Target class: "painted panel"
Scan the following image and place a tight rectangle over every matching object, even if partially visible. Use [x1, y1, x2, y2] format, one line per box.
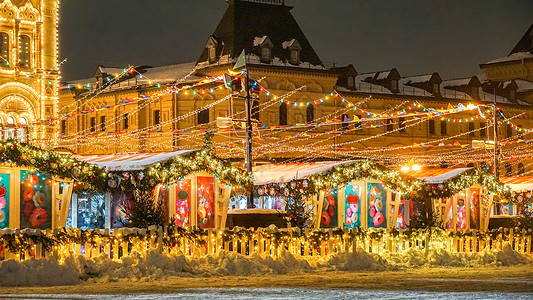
[175, 179, 191, 227]
[20, 171, 52, 229]
[344, 185, 361, 228]
[367, 183, 386, 228]
[320, 189, 338, 228]
[76, 192, 105, 229]
[111, 191, 134, 229]
[0, 173, 10, 229]
[469, 188, 481, 229]
[197, 176, 214, 228]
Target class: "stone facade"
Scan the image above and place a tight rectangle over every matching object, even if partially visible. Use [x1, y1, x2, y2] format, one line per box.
[57, 1, 533, 176]
[0, 0, 59, 145]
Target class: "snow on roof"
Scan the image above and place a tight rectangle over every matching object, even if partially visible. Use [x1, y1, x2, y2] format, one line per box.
[399, 85, 433, 97]
[97, 66, 124, 76]
[483, 51, 533, 65]
[136, 62, 197, 85]
[442, 78, 472, 88]
[440, 86, 474, 101]
[354, 82, 393, 94]
[501, 176, 533, 191]
[75, 150, 196, 171]
[282, 39, 296, 49]
[376, 71, 391, 80]
[253, 161, 356, 185]
[354, 73, 375, 83]
[400, 74, 433, 85]
[404, 168, 471, 184]
[253, 36, 268, 47]
[515, 79, 533, 93]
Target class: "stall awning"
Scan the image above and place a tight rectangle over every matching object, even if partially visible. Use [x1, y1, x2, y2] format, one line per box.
[74, 150, 196, 171]
[501, 176, 533, 191]
[403, 168, 471, 184]
[253, 161, 356, 185]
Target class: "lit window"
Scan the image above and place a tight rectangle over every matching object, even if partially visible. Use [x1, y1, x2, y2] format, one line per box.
[6, 116, 14, 125]
[433, 83, 439, 94]
[19, 35, 31, 69]
[0, 32, 9, 68]
[61, 120, 67, 135]
[19, 117, 27, 125]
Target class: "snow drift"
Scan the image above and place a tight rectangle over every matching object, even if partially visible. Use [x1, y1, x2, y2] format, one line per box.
[0, 245, 530, 287]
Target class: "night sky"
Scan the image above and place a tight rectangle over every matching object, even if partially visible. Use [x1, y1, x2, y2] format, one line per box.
[59, 0, 533, 81]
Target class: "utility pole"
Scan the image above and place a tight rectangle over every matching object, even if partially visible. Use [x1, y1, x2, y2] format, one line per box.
[493, 88, 500, 179]
[244, 67, 254, 208]
[493, 88, 501, 214]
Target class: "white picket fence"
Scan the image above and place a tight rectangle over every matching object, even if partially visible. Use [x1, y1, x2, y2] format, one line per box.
[0, 227, 532, 261]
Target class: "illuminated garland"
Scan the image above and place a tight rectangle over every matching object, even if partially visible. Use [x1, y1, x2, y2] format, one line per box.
[422, 167, 511, 200]
[254, 160, 424, 199]
[0, 226, 526, 256]
[0, 140, 252, 193]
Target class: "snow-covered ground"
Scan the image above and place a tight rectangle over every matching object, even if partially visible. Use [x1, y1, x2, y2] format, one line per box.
[0, 244, 530, 287]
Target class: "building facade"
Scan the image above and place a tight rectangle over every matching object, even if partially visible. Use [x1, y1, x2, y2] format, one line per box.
[0, 0, 59, 145]
[57, 0, 533, 175]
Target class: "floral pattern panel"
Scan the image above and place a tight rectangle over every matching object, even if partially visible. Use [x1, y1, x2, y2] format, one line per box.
[0, 174, 10, 229]
[197, 176, 214, 228]
[367, 183, 387, 228]
[20, 170, 51, 229]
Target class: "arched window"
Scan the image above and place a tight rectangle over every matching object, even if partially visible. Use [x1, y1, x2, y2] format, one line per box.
[198, 108, 210, 124]
[306, 104, 314, 123]
[19, 35, 31, 69]
[518, 163, 525, 176]
[0, 32, 9, 68]
[505, 163, 512, 177]
[252, 101, 260, 121]
[279, 103, 287, 126]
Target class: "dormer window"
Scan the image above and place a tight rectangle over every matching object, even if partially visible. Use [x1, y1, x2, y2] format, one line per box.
[205, 36, 220, 64]
[283, 39, 302, 65]
[261, 47, 271, 62]
[255, 36, 273, 64]
[433, 83, 440, 94]
[348, 76, 355, 87]
[391, 79, 398, 91]
[290, 49, 299, 64]
[209, 47, 216, 62]
[510, 90, 516, 99]
[472, 86, 479, 98]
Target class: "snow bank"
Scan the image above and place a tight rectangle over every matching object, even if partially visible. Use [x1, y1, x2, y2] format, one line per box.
[382, 244, 531, 267]
[0, 245, 530, 287]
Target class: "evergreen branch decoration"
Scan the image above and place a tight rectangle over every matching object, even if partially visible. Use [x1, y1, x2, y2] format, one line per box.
[0, 140, 253, 193]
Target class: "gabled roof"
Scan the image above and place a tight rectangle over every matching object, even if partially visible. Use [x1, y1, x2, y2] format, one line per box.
[510, 23, 533, 55]
[75, 151, 196, 171]
[515, 79, 533, 93]
[403, 168, 471, 184]
[197, 0, 323, 67]
[253, 161, 355, 185]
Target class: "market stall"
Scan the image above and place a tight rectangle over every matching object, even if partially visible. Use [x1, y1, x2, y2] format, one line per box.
[404, 168, 506, 231]
[72, 150, 246, 230]
[252, 160, 421, 230]
[500, 176, 533, 216]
